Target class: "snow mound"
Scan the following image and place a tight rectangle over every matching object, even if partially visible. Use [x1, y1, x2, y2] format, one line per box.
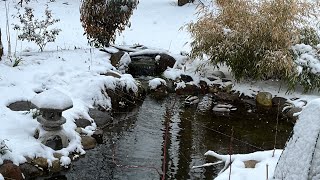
[60, 156, 71, 168]
[118, 52, 131, 73]
[205, 150, 282, 180]
[148, 78, 166, 89]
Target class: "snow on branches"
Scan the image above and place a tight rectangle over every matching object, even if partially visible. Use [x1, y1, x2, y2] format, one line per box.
[13, 6, 61, 52]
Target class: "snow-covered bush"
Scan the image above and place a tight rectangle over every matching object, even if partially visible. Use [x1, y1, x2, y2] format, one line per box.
[288, 44, 320, 92]
[80, 0, 139, 47]
[188, 0, 319, 91]
[13, 6, 61, 52]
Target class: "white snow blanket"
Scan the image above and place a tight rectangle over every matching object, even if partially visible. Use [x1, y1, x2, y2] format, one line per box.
[274, 98, 320, 180]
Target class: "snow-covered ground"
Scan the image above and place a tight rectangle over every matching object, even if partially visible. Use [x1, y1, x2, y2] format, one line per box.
[0, 0, 319, 179]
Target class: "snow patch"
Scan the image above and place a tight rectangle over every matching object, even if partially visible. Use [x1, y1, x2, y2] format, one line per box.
[118, 52, 131, 73]
[205, 150, 282, 180]
[60, 156, 71, 168]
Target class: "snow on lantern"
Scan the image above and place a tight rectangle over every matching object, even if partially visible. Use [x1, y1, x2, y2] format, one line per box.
[31, 89, 73, 150]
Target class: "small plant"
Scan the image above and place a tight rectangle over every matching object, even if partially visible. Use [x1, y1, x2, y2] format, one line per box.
[0, 139, 10, 155]
[23, 108, 40, 119]
[13, 6, 61, 52]
[80, 0, 139, 47]
[12, 56, 22, 67]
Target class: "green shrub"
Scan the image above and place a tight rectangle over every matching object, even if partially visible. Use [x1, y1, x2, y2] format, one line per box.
[80, 0, 139, 47]
[188, 0, 320, 91]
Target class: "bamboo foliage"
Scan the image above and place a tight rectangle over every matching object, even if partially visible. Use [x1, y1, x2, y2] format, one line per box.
[188, 0, 320, 91]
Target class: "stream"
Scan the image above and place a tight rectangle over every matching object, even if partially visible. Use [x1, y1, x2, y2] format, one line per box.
[44, 95, 293, 180]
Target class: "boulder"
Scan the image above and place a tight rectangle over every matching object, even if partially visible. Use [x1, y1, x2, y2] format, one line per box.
[176, 84, 201, 95]
[207, 76, 219, 81]
[242, 98, 256, 107]
[212, 70, 226, 79]
[19, 163, 43, 179]
[51, 160, 63, 173]
[128, 54, 175, 76]
[53, 153, 63, 159]
[272, 97, 288, 110]
[75, 127, 82, 134]
[256, 92, 273, 107]
[81, 136, 97, 150]
[32, 157, 49, 169]
[128, 56, 157, 76]
[0, 161, 23, 180]
[105, 81, 146, 111]
[92, 129, 104, 144]
[166, 80, 176, 93]
[199, 80, 209, 94]
[285, 107, 302, 123]
[44, 135, 63, 151]
[150, 84, 168, 100]
[101, 71, 121, 78]
[7, 101, 33, 111]
[212, 104, 235, 113]
[222, 81, 233, 93]
[221, 78, 231, 82]
[208, 84, 220, 94]
[214, 92, 240, 102]
[75, 118, 92, 128]
[110, 51, 125, 67]
[88, 109, 113, 127]
[155, 53, 176, 74]
[184, 96, 200, 107]
[180, 74, 193, 82]
[244, 160, 259, 168]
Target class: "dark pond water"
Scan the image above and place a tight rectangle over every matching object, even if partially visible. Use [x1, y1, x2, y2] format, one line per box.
[44, 95, 293, 180]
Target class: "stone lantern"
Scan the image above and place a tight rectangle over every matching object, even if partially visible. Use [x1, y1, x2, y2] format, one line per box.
[31, 89, 73, 150]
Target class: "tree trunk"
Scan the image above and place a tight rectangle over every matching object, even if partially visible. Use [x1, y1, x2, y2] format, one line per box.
[0, 28, 3, 60]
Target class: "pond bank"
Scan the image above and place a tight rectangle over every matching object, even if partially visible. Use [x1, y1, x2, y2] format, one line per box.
[40, 93, 293, 179]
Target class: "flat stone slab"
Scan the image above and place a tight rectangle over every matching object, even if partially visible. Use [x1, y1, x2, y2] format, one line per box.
[7, 101, 33, 111]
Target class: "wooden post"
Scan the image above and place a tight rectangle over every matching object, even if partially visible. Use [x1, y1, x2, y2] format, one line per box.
[0, 28, 3, 60]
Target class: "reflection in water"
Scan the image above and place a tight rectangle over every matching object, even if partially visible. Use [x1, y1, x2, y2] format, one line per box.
[46, 95, 292, 180]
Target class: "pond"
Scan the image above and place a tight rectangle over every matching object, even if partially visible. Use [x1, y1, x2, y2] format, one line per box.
[44, 95, 293, 180]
